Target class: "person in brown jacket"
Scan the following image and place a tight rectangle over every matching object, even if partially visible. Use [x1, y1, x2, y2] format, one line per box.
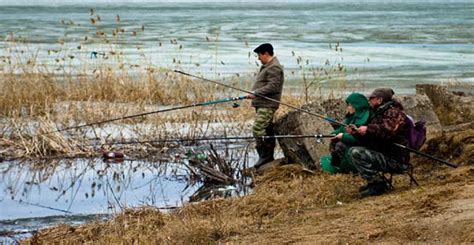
[247, 43, 284, 169]
[347, 88, 410, 197]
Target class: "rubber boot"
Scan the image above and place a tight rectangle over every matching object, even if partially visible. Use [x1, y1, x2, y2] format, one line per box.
[359, 178, 389, 198]
[254, 138, 275, 169]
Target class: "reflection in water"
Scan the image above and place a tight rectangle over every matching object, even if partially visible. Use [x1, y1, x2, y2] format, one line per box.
[0, 142, 254, 241]
[0, 158, 192, 237]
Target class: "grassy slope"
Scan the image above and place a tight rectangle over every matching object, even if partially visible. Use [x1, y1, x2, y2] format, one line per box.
[26, 160, 474, 244]
[24, 124, 474, 244]
[231, 166, 474, 243]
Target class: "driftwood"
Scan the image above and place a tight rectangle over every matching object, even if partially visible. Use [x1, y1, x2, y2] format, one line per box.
[186, 145, 236, 185]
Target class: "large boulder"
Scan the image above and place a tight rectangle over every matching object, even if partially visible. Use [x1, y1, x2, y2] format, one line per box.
[274, 99, 346, 169]
[395, 93, 442, 140]
[416, 84, 474, 126]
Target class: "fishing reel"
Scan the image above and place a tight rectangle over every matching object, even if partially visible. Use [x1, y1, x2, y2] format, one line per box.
[314, 134, 334, 144]
[231, 103, 240, 108]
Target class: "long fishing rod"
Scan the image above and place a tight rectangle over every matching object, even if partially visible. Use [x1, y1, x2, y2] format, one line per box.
[393, 143, 457, 168]
[41, 95, 247, 135]
[174, 70, 343, 127]
[174, 70, 458, 168]
[101, 134, 336, 146]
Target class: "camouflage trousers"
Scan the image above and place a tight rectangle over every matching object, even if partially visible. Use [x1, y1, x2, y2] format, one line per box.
[348, 146, 409, 181]
[252, 107, 276, 137]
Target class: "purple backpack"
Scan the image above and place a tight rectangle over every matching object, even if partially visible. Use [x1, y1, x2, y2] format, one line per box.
[405, 115, 427, 150]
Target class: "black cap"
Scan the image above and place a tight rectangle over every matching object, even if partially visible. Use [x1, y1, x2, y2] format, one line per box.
[253, 43, 273, 55]
[368, 88, 395, 101]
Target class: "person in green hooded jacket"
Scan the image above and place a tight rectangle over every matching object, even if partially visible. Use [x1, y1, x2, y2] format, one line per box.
[321, 92, 370, 174]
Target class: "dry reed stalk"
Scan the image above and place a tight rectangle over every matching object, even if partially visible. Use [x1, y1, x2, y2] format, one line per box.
[5, 118, 89, 158]
[0, 73, 65, 117]
[1, 9, 349, 162]
[26, 164, 364, 243]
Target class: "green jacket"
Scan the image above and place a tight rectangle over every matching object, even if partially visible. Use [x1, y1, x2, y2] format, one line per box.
[332, 92, 370, 143]
[329, 93, 370, 173]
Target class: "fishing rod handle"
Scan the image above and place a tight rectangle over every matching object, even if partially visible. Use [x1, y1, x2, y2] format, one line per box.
[315, 134, 336, 138]
[201, 95, 247, 106]
[235, 95, 248, 100]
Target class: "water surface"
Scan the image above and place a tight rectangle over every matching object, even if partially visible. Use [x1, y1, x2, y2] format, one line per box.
[0, 1, 473, 90]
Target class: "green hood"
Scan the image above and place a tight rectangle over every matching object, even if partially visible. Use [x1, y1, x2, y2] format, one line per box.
[344, 93, 370, 125]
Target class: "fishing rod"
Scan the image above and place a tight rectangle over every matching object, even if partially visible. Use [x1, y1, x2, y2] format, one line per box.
[393, 143, 457, 168]
[174, 70, 343, 127]
[174, 70, 459, 168]
[101, 134, 336, 146]
[41, 95, 247, 136]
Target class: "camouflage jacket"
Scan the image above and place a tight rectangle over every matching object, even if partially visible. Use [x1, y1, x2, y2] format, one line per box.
[251, 57, 284, 108]
[359, 100, 410, 164]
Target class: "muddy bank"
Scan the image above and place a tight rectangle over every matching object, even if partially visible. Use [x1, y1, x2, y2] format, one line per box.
[21, 115, 474, 243]
[13, 84, 474, 243]
[24, 150, 474, 243]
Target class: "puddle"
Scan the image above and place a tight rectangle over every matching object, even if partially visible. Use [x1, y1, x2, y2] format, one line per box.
[0, 159, 194, 242]
[0, 141, 258, 242]
[0, 159, 192, 220]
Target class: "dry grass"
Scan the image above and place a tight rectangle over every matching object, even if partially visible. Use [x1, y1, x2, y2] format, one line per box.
[25, 162, 474, 244]
[24, 127, 474, 243]
[0, 63, 311, 160]
[0, 9, 345, 162]
[26, 164, 363, 243]
[0, 69, 222, 118]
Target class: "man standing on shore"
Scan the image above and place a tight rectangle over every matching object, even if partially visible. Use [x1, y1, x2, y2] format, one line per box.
[347, 88, 410, 197]
[247, 43, 284, 169]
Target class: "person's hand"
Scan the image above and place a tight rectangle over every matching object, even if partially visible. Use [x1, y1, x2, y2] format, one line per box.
[246, 92, 256, 99]
[346, 124, 358, 134]
[357, 126, 368, 136]
[331, 133, 343, 141]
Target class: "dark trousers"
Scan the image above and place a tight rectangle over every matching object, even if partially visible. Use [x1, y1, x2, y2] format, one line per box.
[330, 141, 348, 167]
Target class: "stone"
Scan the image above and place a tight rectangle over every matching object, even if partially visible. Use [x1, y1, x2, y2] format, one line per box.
[395, 94, 442, 140]
[274, 99, 346, 169]
[416, 84, 474, 126]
